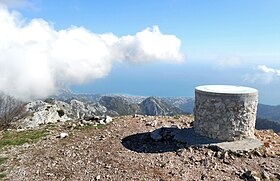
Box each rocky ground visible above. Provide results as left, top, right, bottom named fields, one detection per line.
left=0, top=115, right=280, bottom=180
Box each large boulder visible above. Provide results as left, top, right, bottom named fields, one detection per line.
left=17, top=100, right=71, bottom=128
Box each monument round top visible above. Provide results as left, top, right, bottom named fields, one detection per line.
left=195, top=85, right=258, bottom=95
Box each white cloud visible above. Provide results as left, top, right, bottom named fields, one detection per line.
left=112, top=26, right=183, bottom=64
left=243, top=65, right=280, bottom=84
left=0, top=5, right=183, bottom=100
left=258, top=65, right=280, bottom=75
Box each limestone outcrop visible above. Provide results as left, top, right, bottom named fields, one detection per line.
left=15, top=99, right=109, bottom=129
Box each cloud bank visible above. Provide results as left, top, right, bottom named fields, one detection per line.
left=0, top=5, right=183, bottom=100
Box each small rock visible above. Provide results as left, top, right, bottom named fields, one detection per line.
left=95, top=175, right=101, bottom=180
left=205, top=151, right=212, bottom=157
left=176, top=148, right=185, bottom=156
left=104, top=115, right=113, bottom=124
left=222, top=151, right=229, bottom=159
left=254, top=150, right=262, bottom=157
left=250, top=175, right=261, bottom=181
left=248, top=154, right=253, bottom=159
left=221, top=169, right=227, bottom=173
left=240, top=171, right=253, bottom=179
left=264, top=142, right=271, bottom=148
left=223, top=159, right=230, bottom=165
left=132, top=114, right=139, bottom=118
left=16, top=128, right=25, bottom=132
left=146, top=121, right=157, bottom=127
left=201, top=173, right=207, bottom=180
left=60, top=132, right=69, bottom=138
left=99, top=119, right=106, bottom=125
left=229, top=154, right=235, bottom=160
left=214, top=151, right=222, bottom=159
left=235, top=170, right=242, bottom=176
left=187, top=147, right=193, bottom=153
left=46, top=172, right=55, bottom=177
left=240, top=170, right=260, bottom=181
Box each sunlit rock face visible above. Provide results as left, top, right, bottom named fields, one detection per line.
left=194, top=85, right=258, bottom=141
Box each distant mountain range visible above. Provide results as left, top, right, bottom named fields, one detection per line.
left=51, top=89, right=192, bottom=116
left=257, top=104, right=280, bottom=123
left=50, top=89, right=280, bottom=132
left=52, top=89, right=280, bottom=121
left=255, top=118, right=280, bottom=133
left=1, top=89, right=280, bottom=132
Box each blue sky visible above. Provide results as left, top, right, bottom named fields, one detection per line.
left=19, top=0, right=280, bottom=59
left=1, top=0, right=280, bottom=104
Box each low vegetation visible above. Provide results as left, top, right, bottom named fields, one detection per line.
left=0, top=129, right=48, bottom=150
left=0, top=129, right=48, bottom=179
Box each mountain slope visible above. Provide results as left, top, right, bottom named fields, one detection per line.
left=99, top=96, right=185, bottom=116
left=256, top=118, right=280, bottom=133
left=99, top=96, right=141, bottom=116
left=257, top=104, right=280, bottom=123
left=140, top=97, right=184, bottom=116
left=162, top=97, right=194, bottom=114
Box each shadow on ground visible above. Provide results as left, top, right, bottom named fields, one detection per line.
left=121, top=127, right=221, bottom=153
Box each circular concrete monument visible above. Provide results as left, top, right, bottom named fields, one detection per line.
left=194, top=85, right=258, bottom=141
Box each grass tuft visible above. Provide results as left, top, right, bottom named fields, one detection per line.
left=0, top=157, right=8, bottom=166
left=0, top=173, right=6, bottom=179
left=0, top=157, right=8, bottom=179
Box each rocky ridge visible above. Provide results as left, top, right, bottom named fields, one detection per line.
left=7, top=96, right=184, bottom=129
